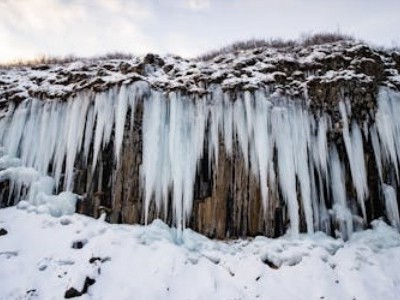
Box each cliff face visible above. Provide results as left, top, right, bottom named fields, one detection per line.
left=1, top=41, right=400, bottom=239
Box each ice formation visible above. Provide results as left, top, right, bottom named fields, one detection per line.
left=0, top=81, right=399, bottom=238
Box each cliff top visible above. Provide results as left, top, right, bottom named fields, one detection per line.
left=0, top=39, right=400, bottom=107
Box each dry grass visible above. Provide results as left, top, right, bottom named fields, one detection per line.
left=301, top=32, right=354, bottom=47
left=0, top=52, right=134, bottom=70
left=196, top=38, right=297, bottom=61
left=94, top=52, right=134, bottom=61
left=196, top=32, right=355, bottom=61
left=0, top=55, right=79, bottom=70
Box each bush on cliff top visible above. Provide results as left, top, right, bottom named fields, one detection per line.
left=196, top=32, right=355, bottom=61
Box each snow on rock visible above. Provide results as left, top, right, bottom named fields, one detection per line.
left=1, top=40, right=399, bottom=103
left=0, top=207, right=399, bottom=300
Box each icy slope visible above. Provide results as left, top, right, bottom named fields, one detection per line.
left=0, top=207, right=399, bottom=300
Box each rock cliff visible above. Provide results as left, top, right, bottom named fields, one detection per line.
left=1, top=40, right=400, bottom=239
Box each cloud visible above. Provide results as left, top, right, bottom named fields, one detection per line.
left=0, top=0, right=399, bottom=63
left=184, top=0, right=211, bottom=10
left=0, top=0, right=155, bottom=62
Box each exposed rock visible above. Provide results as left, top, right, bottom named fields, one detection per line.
left=163, top=64, right=174, bottom=73
left=89, top=256, right=111, bottom=264
left=71, top=239, right=87, bottom=249
left=0, top=228, right=8, bottom=236
left=82, top=277, right=96, bottom=294
left=118, top=62, right=132, bottom=74
left=64, top=277, right=96, bottom=298
left=64, top=287, right=81, bottom=299
left=261, top=258, right=279, bottom=269
left=356, top=58, right=384, bottom=78
left=144, top=53, right=165, bottom=67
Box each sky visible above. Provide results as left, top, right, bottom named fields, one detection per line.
left=0, top=0, right=399, bottom=62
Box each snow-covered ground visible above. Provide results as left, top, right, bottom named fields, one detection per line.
left=1, top=207, right=400, bottom=300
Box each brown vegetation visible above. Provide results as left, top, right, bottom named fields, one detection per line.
left=196, top=32, right=355, bottom=61
left=0, top=52, right=134, bottom=70
left=301, top=32, right=354, bottom=47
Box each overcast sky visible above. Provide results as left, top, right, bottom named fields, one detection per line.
left=0, top=0, right=399, bottom=62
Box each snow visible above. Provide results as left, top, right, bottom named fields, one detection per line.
left=0, top=207, right=400, bottom=300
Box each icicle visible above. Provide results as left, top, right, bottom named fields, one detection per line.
left=370, top=125, right=383, bottom=182
left=330, top=146, right=353, bottom=239
left=375, top=88, right=400, bottom=181
left=142, top=90, right=208, bottom=235
left=339, top=101, right=368, bottom=220
left=37, top=101, right=60, bottom=174
left=315, top=115, right=330, bottom=182
left=383, top=184, right=400, bottom=229
left=114, top=85, right=129, bottom=164
left=292, top=106, right=314, bottom=233
left=208, top=88, right=223, bottom=165
left=53, top=102, right=68, bottom=189
left=92, top=90, right=116, bottom=172
left=142, top=91, right=169, bottom=224
left=233, top=95, right=249, bottom=168
left=222, top=92, right=233, bottom=156
left=83, top=104, right=95, bottom=165
left=64, top=93, right=91, bottom=191
left=19, top=99, right=41, bottom=168
left=252, top=90, right=272, bottom=213
left=3, top=100, right=29, bottom=158
left=271, top=103, right=299, bottom=236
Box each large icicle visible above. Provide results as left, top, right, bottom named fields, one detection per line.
left=329, top=146, right=353, bottom=239
left=141, top=91, right=208, bottom=233
left=375, top=88, right=400, bottom=181
left=292, top=106, right=314, bottom=234
left=271, top=102, right=300, bottom=236
left=114, top=85, right=129, bottom=164
left=383, top=184, right=400, bottom=229
left=339, top=101, right=368, bottom=220
left=252, top=90, right=272, bottom=213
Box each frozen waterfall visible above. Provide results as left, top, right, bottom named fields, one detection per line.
left=0, top=81, right=399, bottom=238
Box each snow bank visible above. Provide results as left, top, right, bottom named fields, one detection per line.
left=0, top=208, right=399, bottom=300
